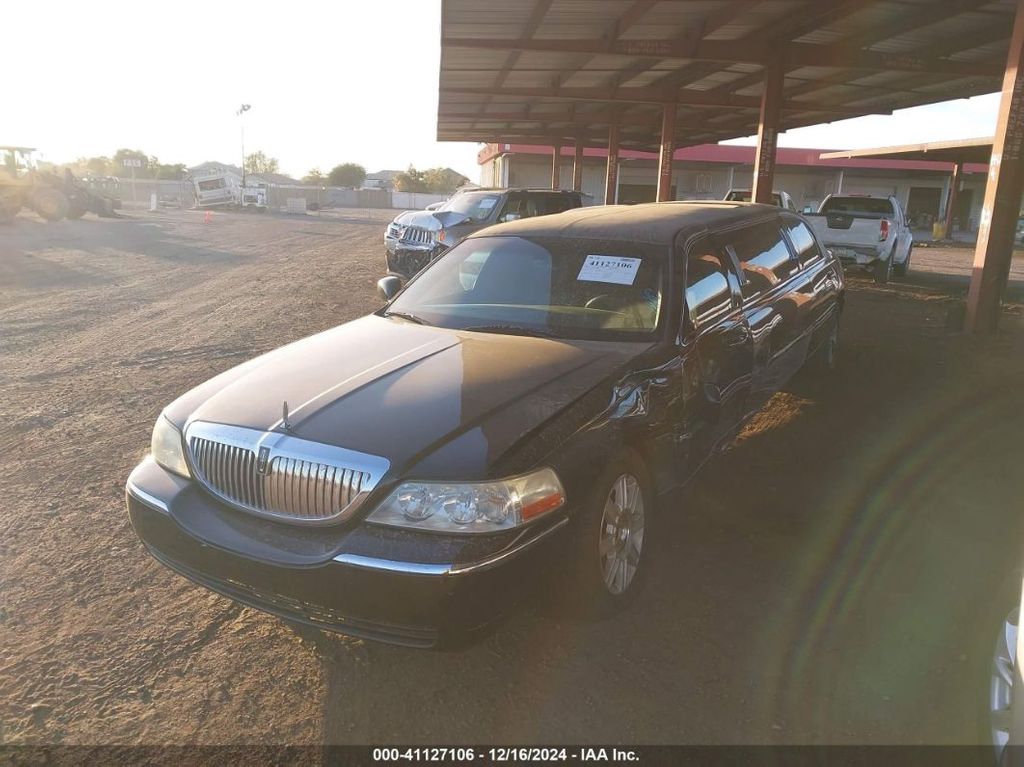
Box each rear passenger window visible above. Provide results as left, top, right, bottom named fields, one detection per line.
left=533, top=194, right=572, bottom=215
left=722, top=221, right=798, bottom=300
left=685, top=246, right=734, bottom=329
left=784, top=218, right=823, bottom=265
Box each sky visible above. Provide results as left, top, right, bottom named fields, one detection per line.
left=4, top=1, right=1004, bottom=182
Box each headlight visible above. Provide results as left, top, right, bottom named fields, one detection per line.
left=151, top=415, right=191, bottom=478
left=366, top=468, right=565, bottom=533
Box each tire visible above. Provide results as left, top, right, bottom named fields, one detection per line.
left=563, top=449, right=653, bottom=617
left=873, top=244, right=895, bottom=284
left=66, top=204, right=87, bottom=220
left=893, top=243, right=912, bottom=277
left=31, top=188, right=69, bottom=221
left=809, top=320, right=839, bottom=375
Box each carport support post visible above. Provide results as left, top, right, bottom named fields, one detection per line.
left=605, top=123, right=620, bottom=205
left=752, top=59, right=783, bottom=205
left=657, top=104, right=676, bottom=202
left=551, top=143, right=561, bottom=190
left=943, top=161, right=963, bottom=239
left=572, top=138, right=584, bottom=192
left=966, top=0, right=1024, bottom=334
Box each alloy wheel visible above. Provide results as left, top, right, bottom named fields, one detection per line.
left=599, top=473, right=645, bottom=596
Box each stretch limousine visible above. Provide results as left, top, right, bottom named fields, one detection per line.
left=126, top=202, right=844, bottom=648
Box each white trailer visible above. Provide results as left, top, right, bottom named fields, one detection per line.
left=191, top=171, right=267, bottom=211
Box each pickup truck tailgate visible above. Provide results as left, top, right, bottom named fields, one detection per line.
left=805, top=213, right=882, bottom=248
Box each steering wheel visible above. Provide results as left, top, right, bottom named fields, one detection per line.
left=585, top=294, right=617, bottom=310
left=585, top=294, right=643, bottom=328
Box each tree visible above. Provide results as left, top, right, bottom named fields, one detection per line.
left=244, top=150, right=279, bottom=175
left=112, top=148, right=148, bottom=177
left=86, top=156, right=111, bottom=175
left=327, top=163, right=366, bottom=188
left=153, top=162, right=187, bottom=180
left=423, top=167, right=470, bottom=194
left=393, top=165, right=426, bottom=193
left=304, top=168, right=324, bottom=184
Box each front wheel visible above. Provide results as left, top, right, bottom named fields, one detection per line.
left=563, top=450, right=652, bottom=617
left=31, top=188, right=69, bottom=221
left=809, top=321, right=839, bottom=375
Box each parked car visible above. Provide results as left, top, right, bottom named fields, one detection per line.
left=384, top=188, right=585, bottom=282
left=804, top=194, right=913, bottom=283
left=126, top=201, right=843, bottom=648
left=724, top=188, right=798, bottom=212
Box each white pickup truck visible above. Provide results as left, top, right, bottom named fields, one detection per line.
left=804, top=195, right=913, bottom=283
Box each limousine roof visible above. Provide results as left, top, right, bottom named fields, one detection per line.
left=475, top=201, right=781, bottom=246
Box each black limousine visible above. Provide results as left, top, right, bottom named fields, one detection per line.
left=126, top=202, right=844, bottom=647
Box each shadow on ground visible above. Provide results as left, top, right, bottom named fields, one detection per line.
left=305, top=278, right=1024, bottom=744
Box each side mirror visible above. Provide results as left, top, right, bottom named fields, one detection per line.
left=500, top=212, right=521, bottom=223
left=377, top=276, right=402, bottom=302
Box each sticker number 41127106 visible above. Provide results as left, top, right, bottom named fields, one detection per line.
left=577, top=255, right=641, bottom=285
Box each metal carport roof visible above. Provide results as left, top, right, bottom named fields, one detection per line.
left=820, top=137, right=995, bottom=164
left=437, top=0, right=1015, bottom=151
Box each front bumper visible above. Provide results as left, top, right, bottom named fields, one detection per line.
left=126, top=458, right=567, bottom=648
left=383, top=240, right=445, bottom=282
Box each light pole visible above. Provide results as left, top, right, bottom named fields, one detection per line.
left=237, top=104, right=251, bottom=186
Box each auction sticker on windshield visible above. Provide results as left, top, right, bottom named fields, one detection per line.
left=577, top=255, right=641, bottom=285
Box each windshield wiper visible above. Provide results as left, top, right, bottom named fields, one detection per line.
left=384, top=310, right=430, bottom=326
left=461, top=324, right=561, bottom=339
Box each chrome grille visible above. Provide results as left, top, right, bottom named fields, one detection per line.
left=185, top=422, right=389, bottom=525
left=401, top=225, right=435, bottom=245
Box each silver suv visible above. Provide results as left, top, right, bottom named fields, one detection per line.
left=384, top=188, right=585, bottom=281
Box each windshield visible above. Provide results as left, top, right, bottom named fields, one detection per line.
left=387, top=236, right=665, bottom=341
left=727, top=191, right=782, bottom=206
left=822, top=196, right=895, bottom=217
left=437, top=191, right=503, bottom=222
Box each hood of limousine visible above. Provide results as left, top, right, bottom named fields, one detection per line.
left=166, top=315, right=641, bottom=480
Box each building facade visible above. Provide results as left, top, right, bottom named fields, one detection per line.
left=478, top=143, right=988, bottom=233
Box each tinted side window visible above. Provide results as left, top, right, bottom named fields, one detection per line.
left=532, top=193, right=572, bottom=216
left=499, top=194, right=535, bottom=222
left=723, top=221, right=798, bottom=300
left=784, top=217, right=823, bottom=265
left=685, top=244, right=734, bottom=329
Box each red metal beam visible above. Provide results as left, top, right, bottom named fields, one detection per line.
left=943, top=161, right=964, bottom=239
left=966, top=0, right=1024, bottom=333
left=608, top=1, right=756, bottom=93
left=483, top=0, right=556, bottom=122
left=605, top=124, right=620, bottom=205
left=752, top=60, right=783, bottom=205
left=657, top=105, right=677, bottom=202
left=437, top=108, right=662, bottom=127
left=443, top=37, right=1003, bottom=77
left=440, top=86, right=887, bottom=116
left=572, top=138, right=584, bottom=192
left=644, top=0, right=873, bottom=94
left=551, top=142, right=562, bottom=189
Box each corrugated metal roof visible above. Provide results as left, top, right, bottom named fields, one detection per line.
left=438, top=0, right=1016, bottom=150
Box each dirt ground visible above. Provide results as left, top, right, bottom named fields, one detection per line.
left=2, top=208, right=1024, bottom=747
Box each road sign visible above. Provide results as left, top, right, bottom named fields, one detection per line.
left=121, top=158, right=143, bottom=168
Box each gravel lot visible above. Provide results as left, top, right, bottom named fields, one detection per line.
left=2, top=208, right=1023, bottom=746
